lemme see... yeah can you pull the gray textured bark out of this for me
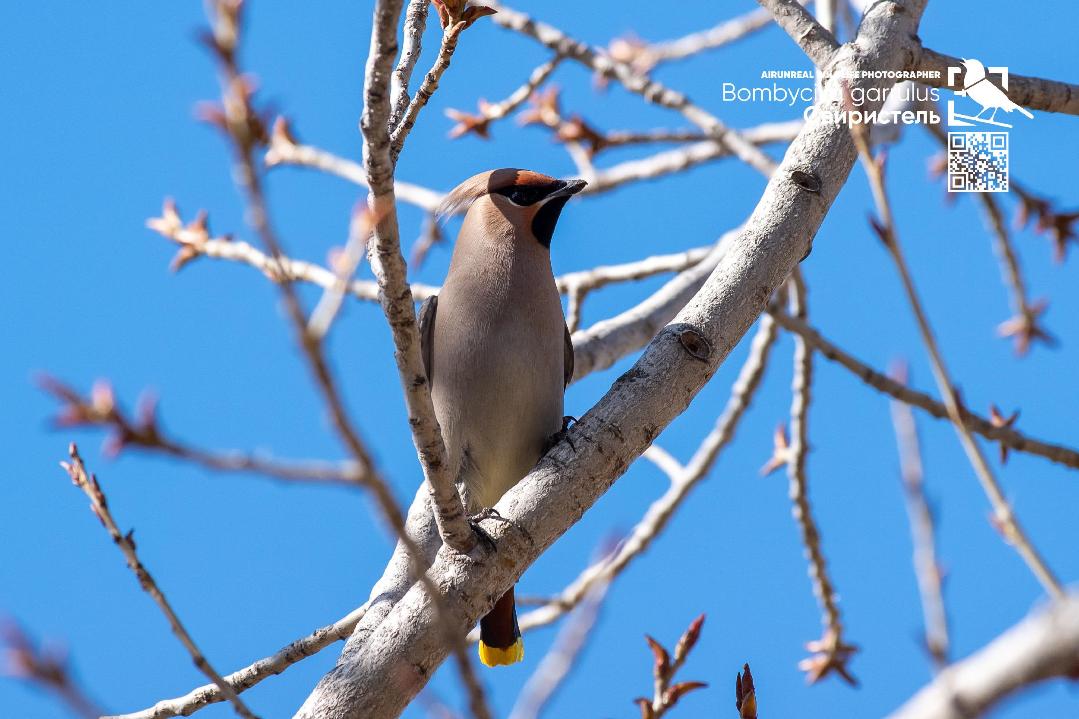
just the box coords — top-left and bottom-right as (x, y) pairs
(295, 2), (929, 716)
(887, 595), (1079, 719)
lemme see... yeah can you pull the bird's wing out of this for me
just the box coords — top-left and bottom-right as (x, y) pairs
(418, 295), (438, 384)
(563, 322), (575, 388)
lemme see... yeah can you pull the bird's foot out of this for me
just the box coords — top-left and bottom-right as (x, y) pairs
(468, 510), (500, 552)
(543, 415), (578, 454)
(469, 507), (533, 547)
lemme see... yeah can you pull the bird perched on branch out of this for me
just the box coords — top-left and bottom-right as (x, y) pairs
(419, 168), (586, 666)
(960, 58), (1034, 123)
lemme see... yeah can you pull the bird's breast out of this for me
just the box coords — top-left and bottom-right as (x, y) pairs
(431, 262), (565, 508)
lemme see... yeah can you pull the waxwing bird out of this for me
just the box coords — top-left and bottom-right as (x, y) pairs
(419, 168), (585, 667)
(960, 58), (1034, 122)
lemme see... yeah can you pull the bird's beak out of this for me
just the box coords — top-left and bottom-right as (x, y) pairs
(547, 179), (588, 200)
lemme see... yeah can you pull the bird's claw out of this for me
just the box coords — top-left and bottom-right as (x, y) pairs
(544, 415), (578, 454)
(469, 507), (533, 547)
(468, 510), (500, 552)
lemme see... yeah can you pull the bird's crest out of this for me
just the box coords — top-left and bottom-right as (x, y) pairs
(436, 168), (560, 221)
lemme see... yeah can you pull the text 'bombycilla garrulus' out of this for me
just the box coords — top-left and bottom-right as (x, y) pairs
(419, 168), (585, 667)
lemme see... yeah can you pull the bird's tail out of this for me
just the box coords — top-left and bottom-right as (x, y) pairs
(478, 587), (524, 667)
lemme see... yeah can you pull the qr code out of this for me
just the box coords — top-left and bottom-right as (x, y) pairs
(947, 131), (1008, 192)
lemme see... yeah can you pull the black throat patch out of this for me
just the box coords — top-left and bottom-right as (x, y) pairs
(531, 196), (571, 248)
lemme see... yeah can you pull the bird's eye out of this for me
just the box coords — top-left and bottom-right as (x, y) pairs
(496, 185), (545, 206)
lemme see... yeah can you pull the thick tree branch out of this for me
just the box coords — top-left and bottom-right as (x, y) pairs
(756, 0), (839, 67)
(295, 3), (931, 714)
(886, 595), (1079, 719)
(361, 0), (475, 555)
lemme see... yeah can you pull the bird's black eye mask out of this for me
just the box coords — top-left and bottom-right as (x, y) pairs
(492, 182), (564, 207)
(492, 178), (586, 248)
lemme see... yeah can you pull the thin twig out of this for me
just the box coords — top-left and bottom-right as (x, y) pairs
(107, 604), (369, 719)
(617, 3), (807, 70)
(389, 0), (431, 127)
(980, 192), (1053, 355)
(583, 121), (801, 194)
(39, 375), (359, 485)
(266, 118), (444, 211)
(602, 128), (710, 147)
(146, 207), (439, 302)
(390, 7), (494, 160)
(2, 621), (104, 719)
(850, 110), (1064, 599)
(446, 55), (562, 139)
(783, 271), (857, 685)
(889, 363), (950, 670)
(147, 210), (715, 326)
(306, 202), (373, 341)
(61, 444), (260, 719)
(559, 246), (712, 332)
(920, 119), (1052, 355)
(268, 119), (801, 208)
(515, 87), (713, 158)
(770, 310), (1079, 471)
(636, 615), (708, 718)
(487, 2), (779, 176)
(202, 0), (386, 495)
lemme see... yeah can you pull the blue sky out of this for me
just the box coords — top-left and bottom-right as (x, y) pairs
(3, 2), (1078, 717)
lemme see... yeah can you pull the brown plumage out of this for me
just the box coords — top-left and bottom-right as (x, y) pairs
(420, 168), (585, 666)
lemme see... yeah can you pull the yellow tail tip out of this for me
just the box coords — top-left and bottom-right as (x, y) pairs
(478, 638), (524, 667)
